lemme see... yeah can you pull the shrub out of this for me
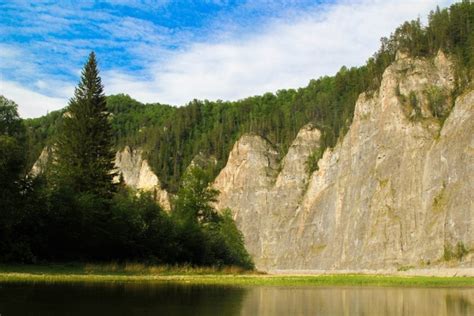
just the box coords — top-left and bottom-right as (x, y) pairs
(426, 86), (448, 121)
(444, 241), (469, 261)
(306, 147), (324, 174)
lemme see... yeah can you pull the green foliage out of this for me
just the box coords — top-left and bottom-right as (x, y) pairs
(0, 135), (25, 188)
(0, 175), (51, 263)
(306, 147), (324, 174)
(426, 86), (449, 121)
(0, 96), (31, 262)
(1, 157), (253, 268)
(409, 91), (418, 109)
(106, 94), (175, 146)
(53, 52), (117, 198)
(0, 96), (27, 183)
(398, 90), (423, 121)
(24, 110), (63, 169)
(444, 242), (469, 261)
(444, 244), (452, 261)
(207, 209), (254, 269)
(1, 55), (253, 269)
(108, 189), (176, 262)
(29, 184), (175, 262)
(397, 265), (415, 272)
(455, 242), (469, 260)
(0, 96), (26, 137)
(172, 166), (254, 268)
(173, 166), (220, 224)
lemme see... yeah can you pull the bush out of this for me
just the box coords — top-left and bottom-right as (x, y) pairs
(213, 209), (254, 269)
(306, 147), (324, 174)
(426, 86), (448, 120)
(444, 241), (469, 261)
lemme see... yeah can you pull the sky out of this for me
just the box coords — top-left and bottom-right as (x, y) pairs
(0, 0), (456, 118)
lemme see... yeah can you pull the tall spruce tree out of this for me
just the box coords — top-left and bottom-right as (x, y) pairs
(54, 52), (116, 198)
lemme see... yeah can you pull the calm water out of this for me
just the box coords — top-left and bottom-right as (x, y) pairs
(0, 282), (473, 316)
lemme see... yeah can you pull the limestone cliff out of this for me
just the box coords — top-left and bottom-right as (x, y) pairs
(31, 146), (171, 210)
(214, 52), (473, 271)
(114, 146), (171, 210)
(30, 147), (51, 177)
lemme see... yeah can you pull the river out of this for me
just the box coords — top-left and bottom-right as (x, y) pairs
(0, 282), (473, 315)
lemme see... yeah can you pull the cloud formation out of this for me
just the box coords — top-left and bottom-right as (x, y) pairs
(0, 80), (71, 118)
(0, 0), (456, 118)
(105, 0), (455, 105)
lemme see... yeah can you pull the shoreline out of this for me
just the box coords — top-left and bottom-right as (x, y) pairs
(0, 264), (473, 287)
(1, 273), (472, 287)
(269, 267), (474, 278)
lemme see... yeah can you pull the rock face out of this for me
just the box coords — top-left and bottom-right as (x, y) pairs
(214, 52), (474, 271)
(114, 146), (171, 210)
(31, 146), (171, 210)
(30, 147), (51, 177)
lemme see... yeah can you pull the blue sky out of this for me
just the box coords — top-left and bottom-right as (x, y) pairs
(0, 0), (455, 118)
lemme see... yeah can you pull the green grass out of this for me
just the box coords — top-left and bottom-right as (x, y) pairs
(0, 262), (256, 277)
(0, 264), (473, 287)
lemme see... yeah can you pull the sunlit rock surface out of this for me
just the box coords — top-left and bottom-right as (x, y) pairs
(214, 53), (473, 271)
(114, 146), (171, 210)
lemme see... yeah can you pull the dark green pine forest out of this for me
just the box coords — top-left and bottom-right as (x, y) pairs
(1, 1), (473, 265)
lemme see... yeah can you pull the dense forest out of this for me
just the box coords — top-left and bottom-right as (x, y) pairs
(24, 1), (474, 192)
(1, 54), (253, 268)
(1, 1), (473, 264)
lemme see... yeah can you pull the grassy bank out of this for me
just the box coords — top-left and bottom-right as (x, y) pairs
(0, 263), (473, 287)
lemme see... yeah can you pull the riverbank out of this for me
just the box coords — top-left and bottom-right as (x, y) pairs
(270, 267), (474, 277)
(0, 264), (473, 287)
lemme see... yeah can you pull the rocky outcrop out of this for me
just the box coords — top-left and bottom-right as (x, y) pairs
(30, 147), (51, 177)
(31, 146), (171, 210)
(214, 52), (473, 271)
(114, 146), (171, 210)
(214, 126), (322, 267)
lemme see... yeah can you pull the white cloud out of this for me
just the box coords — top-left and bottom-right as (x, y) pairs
(0, 80), (70, 118)
(105, 0), (456, 105)
(0, 42), (75, 117)
(2, 0), (457, 117)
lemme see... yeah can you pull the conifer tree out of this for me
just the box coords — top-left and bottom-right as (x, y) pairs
(54, 52), (116, 197)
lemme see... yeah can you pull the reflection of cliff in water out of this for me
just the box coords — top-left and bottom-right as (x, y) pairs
(240, 287), (474, 316)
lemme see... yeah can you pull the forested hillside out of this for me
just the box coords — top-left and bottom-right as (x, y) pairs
(2, 0), (472, 266)
(25, 1), (473, 192)
(1, 53), (254, 267)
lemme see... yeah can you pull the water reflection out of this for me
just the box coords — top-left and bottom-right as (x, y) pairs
(0, 282), (473, 315)
(241, 286), (474, 315)
(0, 282), (247, 316)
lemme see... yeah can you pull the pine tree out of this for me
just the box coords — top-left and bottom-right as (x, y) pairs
(54, 52), (116, 198)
